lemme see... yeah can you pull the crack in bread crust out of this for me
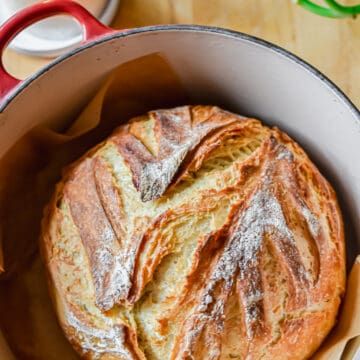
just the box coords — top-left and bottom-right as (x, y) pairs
(41, 106), (345, 360)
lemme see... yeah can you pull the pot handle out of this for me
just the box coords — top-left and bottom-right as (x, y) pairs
(0, 0), (116, 104)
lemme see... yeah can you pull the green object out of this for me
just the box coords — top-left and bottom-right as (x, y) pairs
(294, 0), (360, 18)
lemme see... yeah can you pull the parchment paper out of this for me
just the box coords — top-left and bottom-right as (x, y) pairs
(0, 53), (358, 359)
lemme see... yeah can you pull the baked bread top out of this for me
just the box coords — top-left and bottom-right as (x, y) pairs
(42, 105), (345, 360)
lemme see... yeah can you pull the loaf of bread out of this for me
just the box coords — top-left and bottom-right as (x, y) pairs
(41, 106), (345, 360)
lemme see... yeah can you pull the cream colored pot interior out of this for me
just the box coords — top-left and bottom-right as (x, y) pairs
(0, 27), (359, 358)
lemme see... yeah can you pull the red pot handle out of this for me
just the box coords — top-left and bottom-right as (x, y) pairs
(0, 0), (116, 104)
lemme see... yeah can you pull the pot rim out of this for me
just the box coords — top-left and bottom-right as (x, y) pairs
(1, 24), (359, 122)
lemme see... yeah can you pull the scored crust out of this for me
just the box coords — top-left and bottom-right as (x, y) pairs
(41, 105), (345, 360)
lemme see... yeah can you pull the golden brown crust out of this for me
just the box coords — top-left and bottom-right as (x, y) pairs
(41, 106), (345, 360)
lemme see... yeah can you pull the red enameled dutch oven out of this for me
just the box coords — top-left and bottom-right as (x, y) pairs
(0, 0), (359, 355)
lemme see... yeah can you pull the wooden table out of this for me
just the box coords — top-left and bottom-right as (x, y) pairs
(3, 0), (360, 107)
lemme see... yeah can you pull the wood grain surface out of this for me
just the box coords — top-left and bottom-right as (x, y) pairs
(3, 0), (360, 107)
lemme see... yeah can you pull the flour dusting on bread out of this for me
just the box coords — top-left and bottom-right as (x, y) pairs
(41, 106), (345, 360)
